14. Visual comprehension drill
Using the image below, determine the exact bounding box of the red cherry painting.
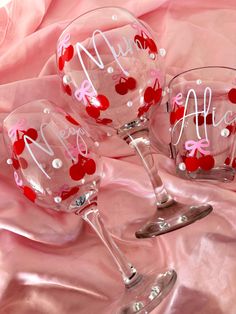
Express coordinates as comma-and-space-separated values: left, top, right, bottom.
170, 111, 176, 125
228, 88, 236, 104
24, 128, 38, 143
63, 45, 74, 62
115, 77, 136, 95
86, 105, 100, 119
134, 34, 147, 49
84, 159, 96, 175
185, 156, 199, 172
175, 107, 184, 121
198, 155, 215, 171
96, 95, 110, 111
13, 138, 25, 155
193, 114, 204, 126
96, 118, 113, 125
69, 162, 85, 181
232, 158, 236, 168
146, 38, 157, 54
63, 83, 72, 96
58, 56, 65, 71
224, 157, 231, 166
23, 186, 36, 202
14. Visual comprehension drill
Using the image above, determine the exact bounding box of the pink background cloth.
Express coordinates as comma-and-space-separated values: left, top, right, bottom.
0, 0, 236, 313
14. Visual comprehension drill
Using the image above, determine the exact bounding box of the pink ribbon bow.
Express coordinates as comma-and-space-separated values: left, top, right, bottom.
8, 118, 26, 140
74, 80, 96, 105
57, 33, 71, 56
185, 138, 210, 157
172, 93, 183, 109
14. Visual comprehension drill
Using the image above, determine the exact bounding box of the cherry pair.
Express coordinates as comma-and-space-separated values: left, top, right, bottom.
183, 154, 215, 172
134, 32, 158, 55
115, 77, 136, 95
138, 79, 162, 117
69, 155, 96, 181
224, 156, 236, 168
58, 45, 74, 71
85, 94, 112, 125
193, 113, 213, 125
13, 128, 38, 156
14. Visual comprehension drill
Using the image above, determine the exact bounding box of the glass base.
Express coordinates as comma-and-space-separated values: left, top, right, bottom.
176, 165, 235, 182
117, 269, 177, 314
135, 201, 213, 238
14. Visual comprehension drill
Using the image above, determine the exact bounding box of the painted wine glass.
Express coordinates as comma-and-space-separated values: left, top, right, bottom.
3, 99, 177, 314
56, 6, 213, 238
167, 66, 236, 182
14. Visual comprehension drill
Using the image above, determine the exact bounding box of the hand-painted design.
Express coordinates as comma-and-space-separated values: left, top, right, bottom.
225, 157, 236, 168
228, 88, 236, 104
69, 155, 96, 181
138, 79, 162, 117
8, 118, 27, 140
13, 128, 38, 156
65, 114, 80, 126
74, 80, 112, 124
193, 113, 213, 126
23, 186, 36, 202
58, 33, 74, 71
133, 24, 158, 57
226, 122, 236, 136
74, 80, 97, 106
170, 93, 185, 125
183, 139, 215, 172
115, 77, 136, 95
11, 156, 28, 170
62, 81, 72, 96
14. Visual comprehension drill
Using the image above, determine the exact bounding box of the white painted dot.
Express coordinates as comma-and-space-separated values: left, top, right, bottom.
127, 101, 133, 107
221, 128, 230, 137
81, 179, 85, 184
178, 162, 186, 171
139, 88, 143, 94
43, 108, 50, 114
159, 48, 166, 57
107, 132, 112, 137
63, 74, 71, 85
140, 96, 144, 104
112, 15, 118, 21
52, 158, 63, 169
149, 53, 155, 60
107, 66, 114, 74
196, 79, 202, 85
166, 87, 170, 93
162, 91, 166, 97
94, 141, 100, 147
54, 196, 62, 203
7, 158, 13, 165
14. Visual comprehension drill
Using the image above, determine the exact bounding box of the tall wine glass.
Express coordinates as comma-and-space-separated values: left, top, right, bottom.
56, 6, 213, 238
3, 99, 177, 314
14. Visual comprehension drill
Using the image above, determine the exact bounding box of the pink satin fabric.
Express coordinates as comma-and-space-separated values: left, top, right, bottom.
0, 1, 236, 313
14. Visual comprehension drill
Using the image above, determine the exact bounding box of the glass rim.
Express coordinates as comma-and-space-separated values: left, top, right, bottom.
57, 6, 140, 42
168, 65, 236, 88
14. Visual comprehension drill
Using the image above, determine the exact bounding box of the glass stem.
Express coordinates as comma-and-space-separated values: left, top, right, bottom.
79, 200, 141, 288
120, 119, 172, 207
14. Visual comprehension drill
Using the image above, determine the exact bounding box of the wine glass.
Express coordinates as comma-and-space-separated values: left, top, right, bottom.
167, 66, 236, 182
3, 99, 177, 314
56, 6, 213, 238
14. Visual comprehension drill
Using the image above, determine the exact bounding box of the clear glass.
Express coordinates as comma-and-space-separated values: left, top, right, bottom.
3, 100, 177, 314
168, 66, 236, 182
56, 7, 213, 238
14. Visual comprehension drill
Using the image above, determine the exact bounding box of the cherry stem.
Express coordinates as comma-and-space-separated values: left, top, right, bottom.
153, 79, 158, 90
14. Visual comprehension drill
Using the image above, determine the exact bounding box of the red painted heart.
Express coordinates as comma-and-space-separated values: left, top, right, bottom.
13, 139, 25, 155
